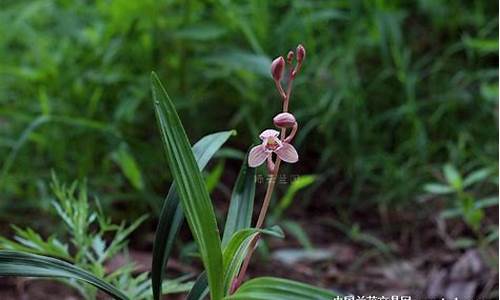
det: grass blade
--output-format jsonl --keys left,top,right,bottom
{"left": 152, "top": 131, "right": 234, "bottom": 300}
{"left": 151, "top": 72, "right": 224, "bottom": 300}
{"left": 0, "top": 251, "right": 128, "bottom": 300}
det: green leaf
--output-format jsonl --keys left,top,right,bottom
{"left": 188, "top": 157, "right": 256, "bottom": 298}
{"left": 443, "top": 164, "right": 462, "bottom": 190}
{"left": 281, "top": 221, "right": 313, "bottom": 250}
{"left": 463, "top": 37, "right": 499, "bottom": 54}
{"left": 186, "top": 272, "right": 209, "bottom": 300}
{"left": 111, "top": 143, "right": 144, "bottom": 190}
{"left": 0, "top": 251, "right": 128, "bottom": 300}
{"left": 225, "top": 276, "right": 339, "bottom": 300}
{"left": 151, "top": 131, "right": 234, "bottom": 300}
{"left": 151, "top": 72, "right": 224, "bottom": 300}
{"left": 274, "top": 175, "right": 316, "bottom": 221}
{"left": 205, "top": 161, "right": 225, "bottom": 193}
{"left": 222, "top": 156, "right": 256, "bottom": 247}
{"left": 463, "top": 168, "right": 492, "bottom": 188}
{"left": 174, "top": 24, "right": 227, "bottom": 41}
{"left": 440, "top": 196, "right": 498, "bottom": 219}
{"left": 423, "top": 183, "right": 454, "bottom": 195}
{"left": 0, "top": 225, "right": 70, "bottom": 260}
{"left": 222, "top": 227, "right": 284, "bottom": 294}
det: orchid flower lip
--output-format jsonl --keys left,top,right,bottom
{"left": 248, "top": 129, "right": 299, "bottom": 168}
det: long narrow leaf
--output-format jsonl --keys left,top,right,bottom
{"left": 0, "top": 251, "right": 128, "bottom": 300}
{"left": 222, "top": 227, "right": 284, "bottom": 294}
{"left": 189, "top": 155, "right": 256, "bottom": 299}
{"left": 222, "top": 156, "right": 256, "bottom": 247}
{"left": 151, "top": 72, "right": 224, "bottom": 300}
{"left": 225, "top": 276, "right": 339, "bottom": 300}
{"left": 186, "top": 271, "right": 209, "bottom": 300}
{"left": 151, "top": 131, "right": 234, "bottom": 300}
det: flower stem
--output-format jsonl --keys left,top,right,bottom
{"left": 231, "top": 67, "right": 298, "bottom": 293}
{"left": 231, "top": 158, "right": 281, "bottom": 293}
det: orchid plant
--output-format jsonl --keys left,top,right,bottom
{"left": 0, "top": 44, "right": 339, "bottom": 300}
{"left": 235, "top": 44, "right": 305, "bottom": 290}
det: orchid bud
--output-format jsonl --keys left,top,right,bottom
{"left": 273, "top": 112, "right": 296, "bottom": 128}
{"left": 296, "top": 44, "right": 306, "bottom": 63}
{"left": 286, "top": 51, "right": 294, "bottom": 64}
{"left": 271, "top": 56, "right": 285, "bottom": 81}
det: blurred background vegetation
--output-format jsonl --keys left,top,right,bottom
{"left": 0, "top": 0, "right": 498, "bottom": 296}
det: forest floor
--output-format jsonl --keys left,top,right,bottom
{"left": 0, "top": 190, "right": 497, "bottom": 300}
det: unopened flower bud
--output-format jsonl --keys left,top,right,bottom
{"left": 287, "top": 51, "right": 294, "bottom": 64}
{"left": 273, "top": 112, "right": 296, "bottom": 128}
{"left": 296, "top": 44, "right": 306, "bottom": 63}
{"left": 271, "top": 56, "right": 285, "bottom": 81}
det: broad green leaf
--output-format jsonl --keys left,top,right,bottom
{"left": 0, "top": 251, "right": 128, "bottom": 300}
{"left": 225, "top": 276, "right": 339, "bottom": 300}
{"left": 222, "top": 227, "right": 284, "bottom": 294}
{"left": 151, "top": 130, "right": 234, "bottom": 300}
{"left": 222, "top": 157, "right": 256, "bottom": 247}
{"left": 151, "top": 72, "right": 224, "bottom": 300}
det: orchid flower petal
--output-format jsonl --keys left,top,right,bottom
{"left": 275, "top": 143, "right": 298, "bottom": 163}
{"left": 248, "top": 145, "right": 269, "bottom": 167}
{"left": 259, "top": 129, "right": 280, "bottom": 140}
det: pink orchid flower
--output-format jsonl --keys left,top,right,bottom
{"left": 248, "top": 129, "right": 298, "bottom": 168}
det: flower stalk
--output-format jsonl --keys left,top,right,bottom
{"left": 232, "top": 44, "right": 306, "bottom": 293}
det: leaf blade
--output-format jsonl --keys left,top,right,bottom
{"left": 222, "top": 156, "right": 256, "bottom": 247}
{"left": 186, "top": 272, "right": 209, "bottom": 300}
{"left": 0, "top": 251, "right": 128, "bottom": 300}
{"left": 151, "top": 72, "right": 224, "bottom": 300}
{"left": 222, "top": 227, "right": 284, "bottom": 294}
{"left": 151, "top": 131, "right": 234, "bottom": 300}
{"left": 187, "top": 157, "right": 256, "bottom": 298}
{"left": 225, "top": 276, "right": 340, "bottom": 300}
